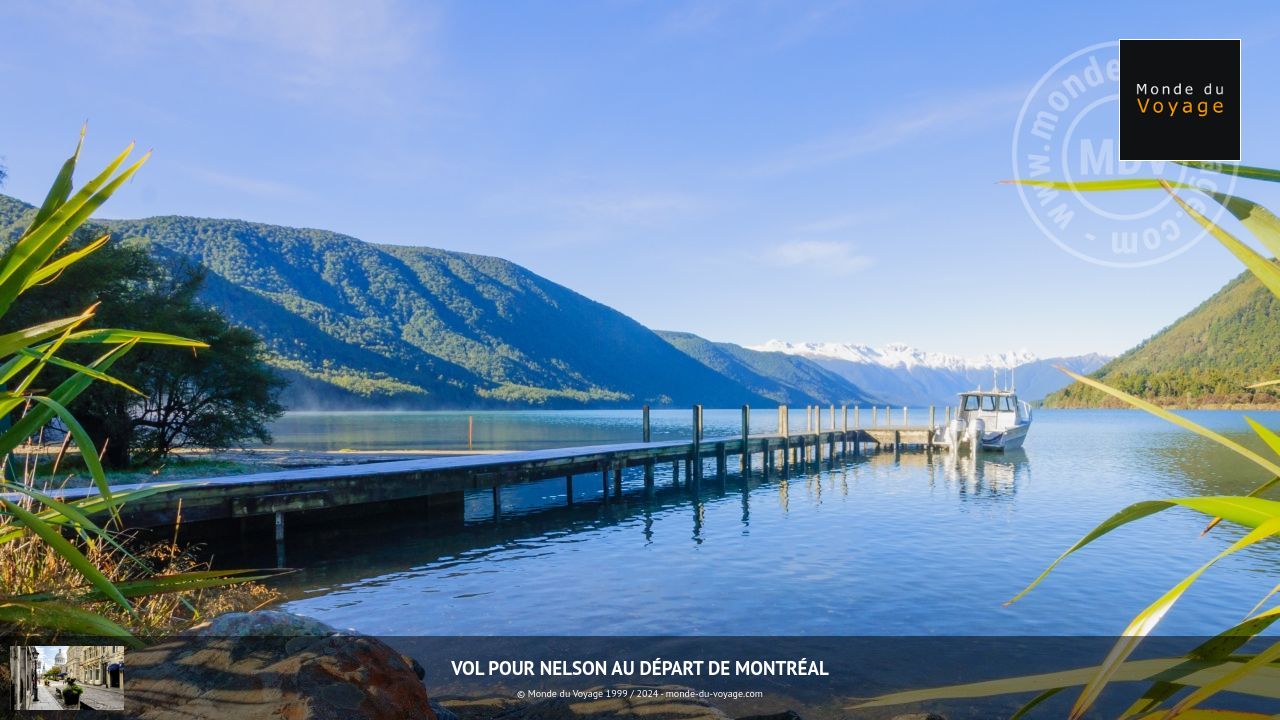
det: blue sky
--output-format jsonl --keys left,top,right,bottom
{"left": 3, "top": 1, "right": 1280, "bottom": 357}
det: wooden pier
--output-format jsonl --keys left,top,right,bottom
{"left": 41, "top": 404, "right": 946, "bottom": 537}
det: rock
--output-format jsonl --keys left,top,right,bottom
{"left": 441, "top": 696, "right": 526, "bottom": 720}
{"left": 432, "top": 699, "right": 463, "bottom": 720}
{"left": 124, "top": 610, "right": 436, "bottom": 720}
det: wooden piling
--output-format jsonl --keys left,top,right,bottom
{"left": 692, "top": 404, "right": 703, "bottom": 482}
{"left": 566, "top": 474, "right": 574, "bottom": 505}
{"left": 613, "top": 463, "right": 623, "bottom": 498}
{"left": 468, "top": 415, "right": 474, "bottom": 450}
{"left": 741, "top": 404, "right": 751, "bottom": 472}
{"left": 716, "top": 442, "right": 726, "bottom": 480}
{"left": 642, "top": 404, "right": 651, "bottom": 443}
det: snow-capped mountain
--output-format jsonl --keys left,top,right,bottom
{"left": 748, "top": 341, "right": 1109, "bottom": 406}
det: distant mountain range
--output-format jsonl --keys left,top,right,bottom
{"left": 1045, "top": 265, "right": 1280, "bottom": 408}
{"left": 750, "top": 341, "right": 1109, "bottom": 406}
{"left": 655, "top": 331, "right": 874, "bottom": 406}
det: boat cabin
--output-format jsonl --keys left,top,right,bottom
{"left": 957, "top": 390, "right": 1026, "bottom": 430}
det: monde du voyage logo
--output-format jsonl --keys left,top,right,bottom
{"left": 1012, "top": 39, "right": 1241, "bottom": 267}
{"left": 1120, "top": 39, "right": 1240, "bottom": 161}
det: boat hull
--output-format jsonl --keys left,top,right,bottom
{"left": 979, "top": 421, "right": 1030, "bottom": 451}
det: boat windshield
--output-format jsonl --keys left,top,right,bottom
{"left": 961, "top": 394, "right": 1018, "bottom": 412}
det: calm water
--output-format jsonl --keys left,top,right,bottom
{"left": 258, "top": 409, "right": 1280, "bottom": 636}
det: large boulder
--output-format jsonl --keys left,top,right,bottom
{"left": 125, "top": 610, "right": 435, "bottom": 719}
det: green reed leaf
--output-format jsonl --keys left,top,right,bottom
{"left": 0, "top": 496, "right": 133, "bottom": 614}
{"left": 1174, "top": 161, "right": 1280, "bottom": 183}
{"left": 1069, "top": 517, "right": 1280, "bottom": 719}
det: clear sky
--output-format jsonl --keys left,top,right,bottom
{"left": 3, "top": 1, "right": 1279, "bottom": 358}
{"left": 35, "top": 646, "right": 66, "bottom": 669}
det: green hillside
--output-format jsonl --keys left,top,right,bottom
{"left": 656, "top": 330, "right": 877, "bottom": 406}
{"left": 1044, "top": 265, "right": 1280, "bottom": 407}
{"left": 1, "top": 194, "right": 780, "bottom": 409}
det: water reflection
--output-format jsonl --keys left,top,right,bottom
{"left": 257, "top": 449, "right": 1030, "bottom": 606}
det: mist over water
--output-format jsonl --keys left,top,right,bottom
{"left": 253, "top": 409, "right": 1280, "bottom": 636}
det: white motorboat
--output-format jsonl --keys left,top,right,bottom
{"left": 940, "top": 387, "right": 1032, "bottom": 452}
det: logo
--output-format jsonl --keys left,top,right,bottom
{"left": 1012, "top": 41, "right": 1238, "bottom": 268}
{"left": 1119, "top": 39, "right": 1240, "bottom": 161}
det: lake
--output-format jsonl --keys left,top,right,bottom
{"left": 253, "top": 408, "right": 1280, "bottom": 637}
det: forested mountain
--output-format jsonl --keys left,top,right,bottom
{"left": 1044, "top": 265, "right": 1280, "bottom": 407}
{"left": 0, "top": 193, "right": 774, "bottom": 409}
{"left": 655, "top": 331, "right": 877, "bottom": 405}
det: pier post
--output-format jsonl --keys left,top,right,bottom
{"left": 274, "top": 511, "right": 285, "bottom": 568}
{"left": 928, "top": 406, "right": 936, "bottom": 452}
{"left": 885, "top": 406, "right": 891, "bottom": 426}
{"left": 841, "top": 405, "right": 849, "bottom": 455}
{"left": 602, "top": 466, "right": 610, "bottom": 503}
{"left": 871, "top": 406, "right": 877, "bottom": 426}
{"left": 614, "top": 463, "right": 623, "bottom": 498}
{"left": 566, "top": 474, "right": 574, "bottom": 505}
{"left": 692, "top": 404, "right": 703, "bottom": 483}
{"left": 903, "top": 406, "right": 908, "bottom": 428}
{"left": 642, "top": 404, "right": 651, "bottom": 443}
{"left": 492, "top": 484, "right": 501, "bottom": 518}
{"left": 672, "top": 459, "right": 680, "bottom": 487}
{"left": 829, "top": 405, "right": 835, "bottom": 430}
{"left": 468, "top": 415, "right": 474, "bottom": 450}
{"left": 716, "top": 442, "right": 726, "bottom": 481}
{"left": 644, "top": 462, "right": 654, "bottom": 491}
{"left": 741, "top": 404, "right": 751, "bottom": 473}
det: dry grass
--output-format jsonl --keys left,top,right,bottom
{"left": 0, "top": 504, "right": 281, "bottom": 642}
{"left": 1, "top": 523, "right": 281, "bottom": 641}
